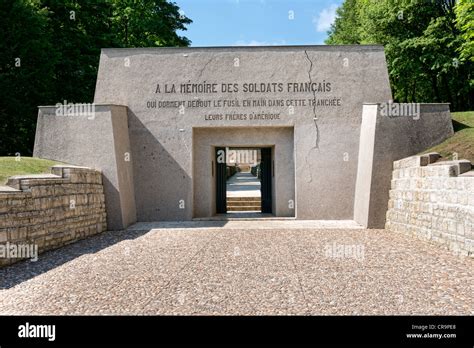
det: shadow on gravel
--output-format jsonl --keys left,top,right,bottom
{"left": 0, "top": 228, "right": 151, "bottom": 289}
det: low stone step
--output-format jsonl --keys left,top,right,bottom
{"left": 227, "top": 206, "right": 261, "bottom": 211}
{"left": 226, "top": 197, "right": 261, "bottom": 202}
{"left": 228, "top": 206, "right": 261, "bottom": 210}
{"left": 227, "top": 200, "right": 261, "bottom": 207}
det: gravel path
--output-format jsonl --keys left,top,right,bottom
{"left": 0, "top": 225, "right": 472, "bottom": 315}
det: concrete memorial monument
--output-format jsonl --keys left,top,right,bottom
{"left": 34, "top": 45, "right": 453, "bottom": 229}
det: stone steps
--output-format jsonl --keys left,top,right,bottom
{"left": 227, "top": 206, "right": 261, "bottom": 212}
{"left": 227, "top": 197, "right": 261, "bottom": 202}
{"left": 227, "top": 200, "right": 261, "bottom": 207}
{"left": 227, "top": 197, "right": 261, "bottom": 211}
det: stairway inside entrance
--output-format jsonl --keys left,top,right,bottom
{"left": 226, "top": 172, "right": 261, "bottom": 213}
{"left": 227, "top": 196, "right": 261, "bottom": 212}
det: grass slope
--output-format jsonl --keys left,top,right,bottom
{"left": 422, "top": 111, "right": 474, "bottom": 164}
{"left": 0, "top": 157, "right": 62, "bottom": 185}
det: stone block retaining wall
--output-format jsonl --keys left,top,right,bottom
{"left": 386, "top": 153, "right": 474, "bottom": 257}
{"left": 0, "top": 165, "right": 107, "bottom": 267}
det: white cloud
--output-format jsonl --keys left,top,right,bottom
{"left": 313, "top": 4, "right": 338, "bottom": 32}
{"left": 233, "top": 39, "right": 287, "bottom": 46}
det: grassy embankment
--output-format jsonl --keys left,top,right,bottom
{"left": 0, "top": 157, "right": 62, "bottom": 185}
{"left": 422, "top": 111, "right": 474, "bottom": 164}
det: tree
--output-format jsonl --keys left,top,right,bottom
{"left": 326, "top": 0, "right": 361, "bottom": 45}
{"left": 0, "top": 0, "right": 192, "bottom": 155}
{"left": 0, "top": 0, "right": 57, "bottom": 155}
{"left": 111, "top": 0, "right": 191, "bottom": 47}
{"left": 455, "top": 0, "right": 474, "bottom": 62}
{"left": 41, "top": 0, "right": 118, "bottom": 104}
{"left": 326, "top": 0, "right": 473, "bottom": 111}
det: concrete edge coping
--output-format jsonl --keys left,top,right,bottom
{"left": 394, "top": 152, "right": 441, "bottom": 169}
{"left": 1, "top": 165, "right": 98, "bottom": 192}
{"left": 420, "top": 152, "right": 442, "bottom": 166}
{"left": 5, "top": 174, "right": 65, "bottom": 191}
{"left": 429, "top": 159, "right": 473, "bottom": 175}
{"left": 460, "top": 171, "right": 474, "bottom": 177}
{"left": 51, "top": 165, "right": 101, "bottom": 179}
{"left": 394, "top": 152, "right": 473, "bottom": 176}
{"left": 0, "top": 186, "right": 21, "bottom": 193}
{"left": 54, "top": 164, "right": 101, "bottom": 172}
{"left": 7, "top": 173, "right": 59, "bottom": 180}
{"left": 363, "top": 102, "right": 450, "bottom": 105}
{"left": 101, "top": 45, "right": 386, "bottom": 54}
{"left": 51, "top": 164, "right": 95, "bottom": 170}
{"left": 38, "top": 104, "right": 127, "bottom": 109}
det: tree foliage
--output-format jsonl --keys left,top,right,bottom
{"left": 326, "top": 0, "right": 473, "bottom": 111}
{"left": 0, "top": 0, "right": 56, "bottom": 155}
{"left": 112, "top": 0, "right": 191, "bottom": 47}
{"left": 0, "top": 0, "right": 191, "bottom": 155}
{"left": 325, "top": 0, "right": 361, "bottom": 44}
{"left": 455, "top": 0, "right": 474, "bottom": 62}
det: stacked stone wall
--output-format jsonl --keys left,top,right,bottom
{"left": 0, "top": 166, "right": 107, "bottom": 267}
{"left": 386, "top": 153, "right": 474, "bottom": 257}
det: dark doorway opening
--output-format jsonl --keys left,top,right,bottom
{"left": 215, "top": 147, "right": 272, "bottom": 216}
{"left": 260, "top": 147, "right": 272, "bottom": 214}
{"left": 215, "top": 147, "right": 227, "bottom": 214}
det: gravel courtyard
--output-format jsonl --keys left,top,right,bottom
{"left": 0, "top": 221, "right": 472, "bottom": 315}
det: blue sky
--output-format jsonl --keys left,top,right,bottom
{"left": 175, "top": 0, "right": 343, "bottom": 47}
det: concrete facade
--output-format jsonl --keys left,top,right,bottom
{"left": 193, "top": 127, "right": 294, "bottom": 218}
{"left": 354, "top": 103, "right": 454, "bottom": 228}
{"left": 33, "top": 46, "right": 454, "bottom": 228}
{"left": 34, "top": 105, "right": 136, "bottom": 230}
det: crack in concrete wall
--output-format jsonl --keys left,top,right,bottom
{"left": 302, "top": 50, "right": 321, "bottom": 184}
{"left": 304, "top": 50, "right": 320, "bottom": 149}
